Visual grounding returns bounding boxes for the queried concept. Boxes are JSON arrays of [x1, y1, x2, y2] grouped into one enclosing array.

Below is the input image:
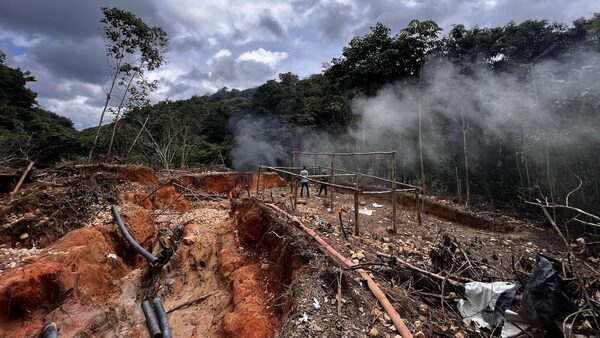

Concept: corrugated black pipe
[[111, 205, 158, 265], [142, 300, 162, 338], [41, 322, 58, 338], [153, 297, 172, 338]]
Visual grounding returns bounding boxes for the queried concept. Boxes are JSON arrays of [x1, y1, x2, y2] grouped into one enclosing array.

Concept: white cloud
[[237, 48, 288, 67], [207, 49, 233, 65]]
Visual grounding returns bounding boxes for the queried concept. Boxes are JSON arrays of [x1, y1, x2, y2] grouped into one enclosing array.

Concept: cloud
[[237, 48, 288, 67], [0, 0, 597, 129], [27, 37, 106, 83], [259, 9, 287, 38], [207, 49, 233, 65]]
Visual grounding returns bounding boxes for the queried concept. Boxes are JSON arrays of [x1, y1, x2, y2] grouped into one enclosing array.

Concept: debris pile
[[0, 162, 598, 337]]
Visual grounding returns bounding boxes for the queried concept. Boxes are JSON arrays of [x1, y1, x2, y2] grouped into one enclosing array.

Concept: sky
[[0, 0, 597, 129]]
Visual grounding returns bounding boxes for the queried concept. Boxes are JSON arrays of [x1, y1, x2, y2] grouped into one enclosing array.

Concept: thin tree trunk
[[545, 142, 557, 223], [522, 129, 531, 189], [107, 74, 135, 156], [514, 140, 524, 186], [418, 63, 425, 193], [127, 114, 150, 156], [532, 70, 557, 223], [180, 127, 188, 168], [88, 57, 122, 161], [455, 165, 462, 204], [461, 110, 470, 207]]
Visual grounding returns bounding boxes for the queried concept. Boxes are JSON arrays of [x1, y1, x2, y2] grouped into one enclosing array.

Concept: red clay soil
[[119, 182, 191, 212], [0, 169, 356, 337], [219, 199, 307, 338], [77, 163, 158, 186], [180, 172, 286, 194], [0, 202, 156, 337], [150, 198, 297, 338]]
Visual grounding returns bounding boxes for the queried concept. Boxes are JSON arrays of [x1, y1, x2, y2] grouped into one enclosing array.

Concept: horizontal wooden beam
[[334, 168, 421, 190], [260, 165, 360, 192], [361, 189, 417, 194], [290, 151, 396, 156], [308, 173, 355, 178]]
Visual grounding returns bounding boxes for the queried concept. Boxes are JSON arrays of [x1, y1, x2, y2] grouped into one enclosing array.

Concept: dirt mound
[[180, 172, 286, 194], [119, 182, 191, 212], [390, 191, 515, 232], [0, 203, 157, 337], [76, 163, 157, 186]]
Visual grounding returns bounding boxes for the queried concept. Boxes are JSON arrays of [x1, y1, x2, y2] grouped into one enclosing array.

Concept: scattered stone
[[182, 236, 196, 245], [369, 327, 379, 337], [352, 251, 366, 260], [415, 331, 425, 338]]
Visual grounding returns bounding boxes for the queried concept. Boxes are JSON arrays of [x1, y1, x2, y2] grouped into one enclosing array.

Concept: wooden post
[[415, 190, 422, 226], [11, 161, 34, 195], [391, 152, 397, 233], [290, 153, 300, 209], [330, 155, 335, 209], [256, 166, 262, 197], [354, 174, 359, 236], [290, 153, 295, 194]]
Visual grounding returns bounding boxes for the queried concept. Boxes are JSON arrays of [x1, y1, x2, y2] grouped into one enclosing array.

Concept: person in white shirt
[[300, 166, 310, 197]]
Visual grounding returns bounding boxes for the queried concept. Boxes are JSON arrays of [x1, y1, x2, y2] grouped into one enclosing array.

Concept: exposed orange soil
[[0, 166, 292, 337]]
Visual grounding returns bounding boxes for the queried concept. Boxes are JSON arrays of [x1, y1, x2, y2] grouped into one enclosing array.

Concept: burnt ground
[[0, 164, 598, 337]]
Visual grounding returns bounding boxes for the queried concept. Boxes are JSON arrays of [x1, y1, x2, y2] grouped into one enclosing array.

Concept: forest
[[2, 14, 600, 215]]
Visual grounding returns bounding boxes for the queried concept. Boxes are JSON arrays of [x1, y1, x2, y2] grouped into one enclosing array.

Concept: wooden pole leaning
[[354, 174, 359, 236], [391, 152, 397, 233]]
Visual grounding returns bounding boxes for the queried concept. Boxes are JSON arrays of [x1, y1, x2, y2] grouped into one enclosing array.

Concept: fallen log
[[11, 161, 34, 195], [267, 203, 413, 338]]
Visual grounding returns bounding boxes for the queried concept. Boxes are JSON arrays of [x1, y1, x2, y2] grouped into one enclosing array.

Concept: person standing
[[300, 166, 310, 197], [318, 168, 328, 197]]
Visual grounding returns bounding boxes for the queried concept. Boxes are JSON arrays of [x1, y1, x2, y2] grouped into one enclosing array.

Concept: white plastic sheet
[[458, 282, 529, 337], [358, 208, 373, 216]]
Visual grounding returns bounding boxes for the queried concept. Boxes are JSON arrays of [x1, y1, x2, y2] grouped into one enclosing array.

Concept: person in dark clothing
[[300, 166, 310, 197], [318, 168, 328, 196]]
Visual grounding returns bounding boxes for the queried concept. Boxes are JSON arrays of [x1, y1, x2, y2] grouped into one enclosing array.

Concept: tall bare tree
[[88, 7, 168, 160]]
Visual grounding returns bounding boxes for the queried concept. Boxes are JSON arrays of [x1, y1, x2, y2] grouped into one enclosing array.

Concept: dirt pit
[[2, 164, 597, 337], [0, 166, 317, 338]]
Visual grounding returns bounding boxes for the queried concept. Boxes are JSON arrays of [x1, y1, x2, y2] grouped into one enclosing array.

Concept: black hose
[[111, 205, 158, 265], [153, 297, 172, 338], [142, 300, 162, 338], [41, 322, 58, 338]]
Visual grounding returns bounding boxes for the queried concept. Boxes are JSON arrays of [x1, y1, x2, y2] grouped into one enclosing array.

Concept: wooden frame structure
[[256, 151, 422, 236]]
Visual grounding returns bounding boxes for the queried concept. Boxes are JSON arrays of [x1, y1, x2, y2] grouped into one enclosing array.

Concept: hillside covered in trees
[[2, 14, 600, 214]]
